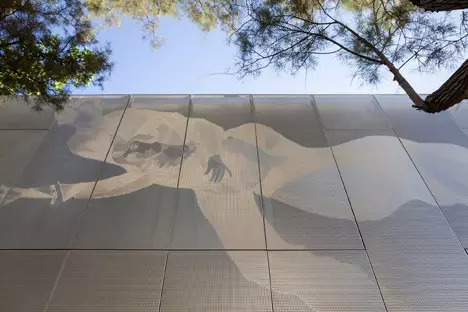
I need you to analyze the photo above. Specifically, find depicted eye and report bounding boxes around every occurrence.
[227,136,234,140]
[129,142,140,150]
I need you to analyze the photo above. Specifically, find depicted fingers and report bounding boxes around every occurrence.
[210,168,217,182]
[219,168,225,182]
[205,164,212,176]
[215,168,222,183]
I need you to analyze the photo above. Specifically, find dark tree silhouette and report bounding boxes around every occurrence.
[228,0,468,112]
[0,0,113,110]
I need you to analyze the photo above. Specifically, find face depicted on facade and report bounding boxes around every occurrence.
[108,110,196,171]
[120,139,196,163]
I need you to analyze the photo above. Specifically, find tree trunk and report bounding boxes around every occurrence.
[334,20,428,109]
[374,50,427,109]
[423,59,468,113]
[410,0,468,12]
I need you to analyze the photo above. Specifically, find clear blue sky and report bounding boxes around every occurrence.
[76,16,463,95]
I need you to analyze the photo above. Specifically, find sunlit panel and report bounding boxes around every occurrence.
[254,95,362,249]
[329,129,468,312]
[315,95,390,130]
[170,95,266,249]
[72,95,189,249]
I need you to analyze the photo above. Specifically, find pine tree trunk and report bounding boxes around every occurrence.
[375,50,427,109]
[424,59,468,113]
[338,21,428,109]
[410,0,468,11]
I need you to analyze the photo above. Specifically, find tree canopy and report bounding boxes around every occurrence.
[229,0,468,111]
[2,0,467,112]
[0,0,238,110]
[410,0,468,12]
[86,0,239,48]
[0,0,113,110]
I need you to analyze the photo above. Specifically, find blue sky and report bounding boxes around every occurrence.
[76,16,463,95]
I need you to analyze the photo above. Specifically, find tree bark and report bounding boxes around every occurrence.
[423,59,468,113]
[410,0,468,12]
[372,48,427,109]
[329,18,427,109]
[386,61,427,109]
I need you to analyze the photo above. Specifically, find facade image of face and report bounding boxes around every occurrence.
[1,95,468,312]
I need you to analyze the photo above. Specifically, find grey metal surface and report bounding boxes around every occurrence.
[268,250,386,311]
[0,130,47,203]
[253,95,363,249]
[47,251,166,312]
[170,95,265,249]
[377,95,468,248]
[160,251,272,312]
[315,95,391,130]
[72,96,189,249]
[2,94,468,311]
[0,250,66,312]
[0,96,129,248]
[449,100,468,129]
[328,129,468,311]
[0,97,55,129]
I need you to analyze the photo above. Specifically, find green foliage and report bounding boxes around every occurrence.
[0,0,113,110]
[181,0,240,32]
[87,0,240,48]
[0,0,239,110]
[86,0,178,48]
[231,0,468,87]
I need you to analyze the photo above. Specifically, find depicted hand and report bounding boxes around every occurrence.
[205,154,232,183]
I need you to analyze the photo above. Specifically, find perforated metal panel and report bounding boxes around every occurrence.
[269,250,386,311]
[160,251,272,312]
[377,95,468,248]
[170,96,265,249]
[253,96,362,249]
[0,96,129,249]
[0,130,47,204]
[315,95,390,130]
[448,100,468,129]
[0,97,55,129]
[47,251,166,312]
[72,96,189,249]
[329,129,468,311]
[2,94,468,312]
[0,251,65,312]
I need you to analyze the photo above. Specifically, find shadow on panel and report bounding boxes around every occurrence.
[0,96,128,248]
[72,96,190,249]
[358,199,468,312]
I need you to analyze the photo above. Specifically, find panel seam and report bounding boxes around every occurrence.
[157,251,169,312]
[67,95,132,249]
[167,95,192,247]
[311,95,389,312]
[250,95,275,312]
[374,96,467,250]
[42,251,70,312]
